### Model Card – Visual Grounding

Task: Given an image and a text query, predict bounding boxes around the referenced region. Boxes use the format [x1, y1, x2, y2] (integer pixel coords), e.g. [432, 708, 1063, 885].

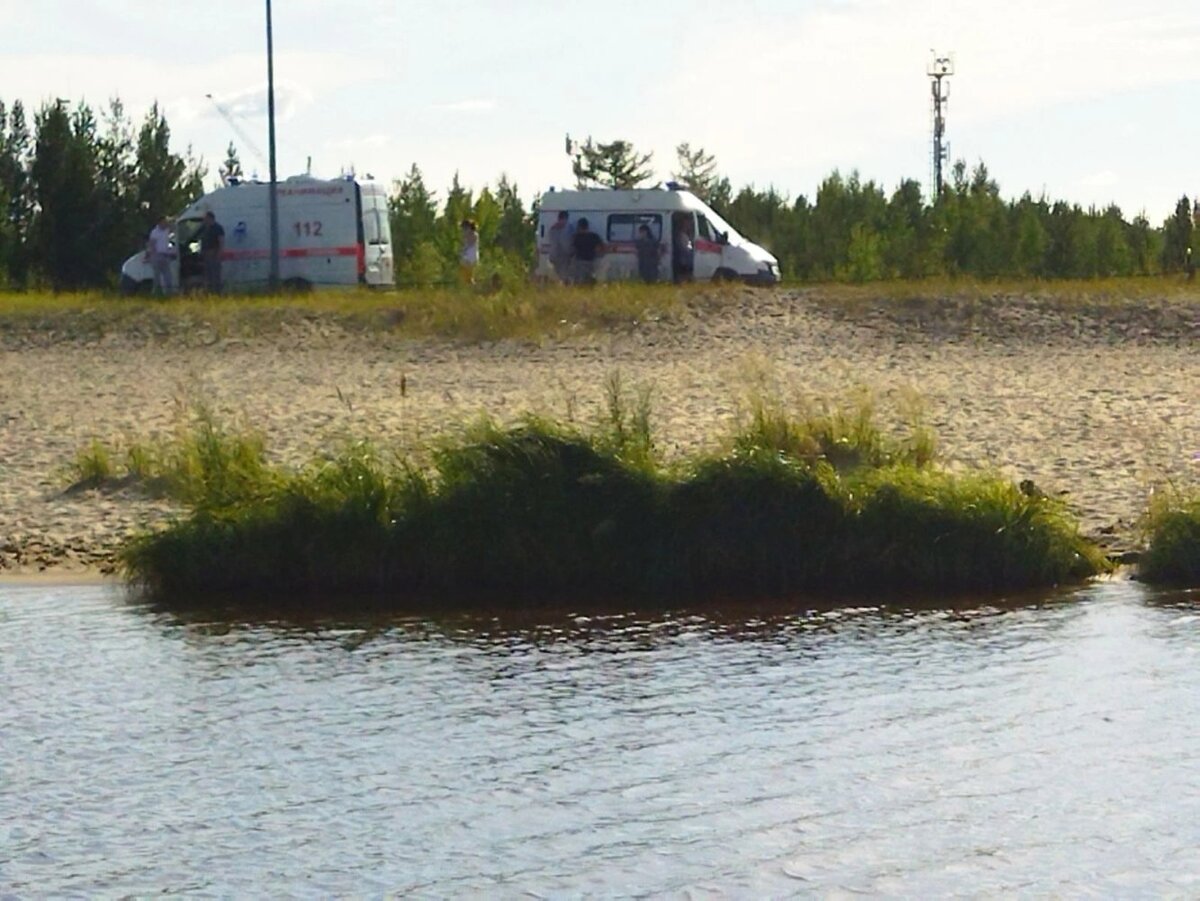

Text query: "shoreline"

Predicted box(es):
[2, 286, 1198, 578]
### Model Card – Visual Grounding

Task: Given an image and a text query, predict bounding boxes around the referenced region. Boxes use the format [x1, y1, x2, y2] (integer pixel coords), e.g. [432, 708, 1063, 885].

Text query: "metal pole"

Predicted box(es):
[266, 0, 280, 290]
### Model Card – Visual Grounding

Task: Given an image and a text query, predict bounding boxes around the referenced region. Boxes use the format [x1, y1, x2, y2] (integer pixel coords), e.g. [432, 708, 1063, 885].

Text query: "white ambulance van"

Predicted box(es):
[120, 175, 393, 292]
[535, 186, 779, 285]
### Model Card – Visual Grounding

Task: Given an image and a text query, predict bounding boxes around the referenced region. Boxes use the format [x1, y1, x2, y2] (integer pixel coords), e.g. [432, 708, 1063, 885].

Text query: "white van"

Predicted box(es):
[120, 175, 394, 292]
[535, 186, 779, 285]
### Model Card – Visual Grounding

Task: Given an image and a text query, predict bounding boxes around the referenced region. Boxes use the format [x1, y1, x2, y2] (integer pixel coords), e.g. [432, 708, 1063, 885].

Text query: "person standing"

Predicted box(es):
[635, 223, 662, 283]
[672, 215, 694, 283]
[570, 217, 604, 285]
[460, 219, 479, 285]
[548, 210, 573, 283]
[197, 211, 225, 294]
[145, 215, 175, 296]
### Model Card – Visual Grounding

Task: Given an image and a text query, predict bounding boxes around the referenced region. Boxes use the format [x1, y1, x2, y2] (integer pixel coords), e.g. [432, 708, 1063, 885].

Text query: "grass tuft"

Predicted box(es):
[114, 398, 1108, 605]
[66, 439, 118, 491]
[1139, 488, 1200, 584]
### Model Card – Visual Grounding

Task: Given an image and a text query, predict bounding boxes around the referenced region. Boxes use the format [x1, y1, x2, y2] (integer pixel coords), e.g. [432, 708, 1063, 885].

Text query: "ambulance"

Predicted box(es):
[119, 175, 393, 292]
[535, 185, 780, 285]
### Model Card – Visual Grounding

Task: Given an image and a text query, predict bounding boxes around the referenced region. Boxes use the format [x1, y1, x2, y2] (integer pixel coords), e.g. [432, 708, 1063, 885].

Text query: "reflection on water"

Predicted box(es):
[2, 580, 1199, 895]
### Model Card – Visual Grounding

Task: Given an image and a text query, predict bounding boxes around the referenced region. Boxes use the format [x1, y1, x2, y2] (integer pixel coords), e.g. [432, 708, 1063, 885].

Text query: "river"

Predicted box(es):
[2, 579, 1199, 896]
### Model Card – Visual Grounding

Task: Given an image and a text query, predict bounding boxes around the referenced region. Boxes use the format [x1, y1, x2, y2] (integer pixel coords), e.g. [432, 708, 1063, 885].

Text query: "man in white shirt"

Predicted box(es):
[145, 216, 175, 296]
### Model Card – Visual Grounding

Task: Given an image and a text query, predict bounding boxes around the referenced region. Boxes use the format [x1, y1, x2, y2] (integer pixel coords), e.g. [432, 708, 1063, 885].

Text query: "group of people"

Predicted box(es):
[546, 212, 611, 285]
[145, 212, 225, 296]
[546, 211, 695, 286]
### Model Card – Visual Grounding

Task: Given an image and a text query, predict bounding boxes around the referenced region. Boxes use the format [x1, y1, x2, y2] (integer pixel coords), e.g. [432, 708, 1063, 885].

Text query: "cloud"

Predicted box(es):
[0, 49, 384, 122]
[645, 0, 1200, 175]
[1079, 170, 1119, 188]
[431, 99, 497, 112]
[203, 83, 315, 122]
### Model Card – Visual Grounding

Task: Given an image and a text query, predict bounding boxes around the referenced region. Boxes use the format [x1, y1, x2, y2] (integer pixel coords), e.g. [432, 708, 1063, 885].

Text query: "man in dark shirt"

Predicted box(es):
[198, 211, 225, 294]
[571, 217, 604, 285]
[635, 223, 661, 283]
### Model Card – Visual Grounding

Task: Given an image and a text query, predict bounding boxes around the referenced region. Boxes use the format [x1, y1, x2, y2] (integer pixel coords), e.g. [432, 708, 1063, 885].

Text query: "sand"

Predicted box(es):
[2, 288, 1197, 575]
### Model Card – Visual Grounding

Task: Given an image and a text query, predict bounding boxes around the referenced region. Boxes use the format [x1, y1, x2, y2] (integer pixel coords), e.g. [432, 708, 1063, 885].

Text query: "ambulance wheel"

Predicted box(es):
[713, 268, 739, 283]
[282, 277, 313, 293]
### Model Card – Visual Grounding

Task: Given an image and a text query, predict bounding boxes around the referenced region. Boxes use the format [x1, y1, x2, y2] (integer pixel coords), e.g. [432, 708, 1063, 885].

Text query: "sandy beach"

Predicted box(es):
[2, 287, 1197, 575]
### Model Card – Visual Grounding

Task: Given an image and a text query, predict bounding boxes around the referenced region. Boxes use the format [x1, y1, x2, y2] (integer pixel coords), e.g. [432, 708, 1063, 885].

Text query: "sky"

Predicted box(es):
[2, 0, 1197, 221]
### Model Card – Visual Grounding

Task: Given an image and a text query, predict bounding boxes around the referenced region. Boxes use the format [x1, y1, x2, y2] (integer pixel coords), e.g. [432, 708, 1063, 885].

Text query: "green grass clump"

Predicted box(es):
[736, 391, 937, 471]
[66, 439, 118, 490]
[60, 407, 275, 505]
[1139, 490, 1200, 584]
[117, 399, 1106, 605]
[842, 467, 1105, 590]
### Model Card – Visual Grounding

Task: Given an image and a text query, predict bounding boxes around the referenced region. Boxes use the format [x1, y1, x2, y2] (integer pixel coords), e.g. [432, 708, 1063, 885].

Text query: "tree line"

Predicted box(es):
[0, 97, 205, 290]
[393, 137, 1195, 285]
[0, 99, 1193, 290]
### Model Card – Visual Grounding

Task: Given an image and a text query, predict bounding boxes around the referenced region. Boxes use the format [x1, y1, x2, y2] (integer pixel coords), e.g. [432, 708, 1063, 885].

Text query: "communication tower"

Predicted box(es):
[928, 53, 954, 199]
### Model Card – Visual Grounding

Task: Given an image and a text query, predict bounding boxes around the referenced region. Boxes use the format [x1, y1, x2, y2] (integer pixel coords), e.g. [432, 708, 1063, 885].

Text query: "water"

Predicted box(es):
[2, 580, 1199, 896]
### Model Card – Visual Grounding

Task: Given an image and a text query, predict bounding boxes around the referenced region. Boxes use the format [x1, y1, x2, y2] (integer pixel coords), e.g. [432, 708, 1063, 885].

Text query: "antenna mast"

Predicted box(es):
[928, 52, 954, 199]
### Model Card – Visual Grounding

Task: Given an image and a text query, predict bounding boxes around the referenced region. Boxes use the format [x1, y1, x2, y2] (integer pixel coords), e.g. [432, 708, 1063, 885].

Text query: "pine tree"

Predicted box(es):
[30, 100, 104, 289]
[135, 102, 204, 233]
[0, 100, 34, 286]
[219, 142, 243, 184]
[388, 163, 439, 284]
[493, 174, 532, 258]
[672, 143, 720, 202]
[1161, 195, 1193, 273]
[94, 98, 140, 281]
[571, 137, 654, 189]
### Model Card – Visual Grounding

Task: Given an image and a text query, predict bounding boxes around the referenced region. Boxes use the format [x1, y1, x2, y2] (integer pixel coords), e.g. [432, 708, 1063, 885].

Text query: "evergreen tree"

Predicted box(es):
[0, 100, 34, 286]
[571, 136, 654, 189]
[219, 141, 243, 185]
[1126, 213, 1156, 275]
[1094, 206, 1132, 277]
[883, 178, 927, 278]
[1161, 195, 1193, 273]
[1011, 195, 1049, 277]
[94, 98, 140, 282]
[493, 174, 532, 258]
[673, 142, 720, 202]
[30, 100, 104, 289]
[388, 163, 439, 285]
[437, 171, 475, 278]
[0, 101, 15, 285]
[135, 102, 204, 234]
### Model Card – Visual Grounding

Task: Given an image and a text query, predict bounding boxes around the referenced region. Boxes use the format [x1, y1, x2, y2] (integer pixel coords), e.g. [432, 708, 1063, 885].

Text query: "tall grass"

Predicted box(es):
[5, 277, 1196, 346]
[62, 406, 274, 504]
[0, 281, 697, 343]
[65, 439, 118, 490]
[117, 397, 1106, 605]
[1139, 488, 1200, 584]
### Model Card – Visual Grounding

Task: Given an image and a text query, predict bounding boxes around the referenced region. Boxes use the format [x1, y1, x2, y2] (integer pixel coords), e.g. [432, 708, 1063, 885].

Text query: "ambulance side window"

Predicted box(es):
[607, 213, 662, 242]
[696, 215, 715, 242]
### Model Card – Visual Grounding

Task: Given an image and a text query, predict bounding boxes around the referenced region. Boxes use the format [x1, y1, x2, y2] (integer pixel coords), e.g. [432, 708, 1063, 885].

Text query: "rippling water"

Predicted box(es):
[2, 580, 1200, 896]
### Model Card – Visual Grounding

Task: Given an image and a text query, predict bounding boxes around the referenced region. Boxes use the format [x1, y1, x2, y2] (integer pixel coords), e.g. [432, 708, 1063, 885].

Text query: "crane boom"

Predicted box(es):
[205, 93, 268, 173]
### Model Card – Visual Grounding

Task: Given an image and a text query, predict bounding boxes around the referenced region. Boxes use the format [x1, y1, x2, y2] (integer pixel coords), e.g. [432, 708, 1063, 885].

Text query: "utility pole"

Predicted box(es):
[928, 53, 954, 199]
[266, 0, 280, 291]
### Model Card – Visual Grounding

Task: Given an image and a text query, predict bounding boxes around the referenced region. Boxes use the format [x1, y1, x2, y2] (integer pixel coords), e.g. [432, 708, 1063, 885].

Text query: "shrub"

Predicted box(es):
[1140, 490, 1200, 584]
